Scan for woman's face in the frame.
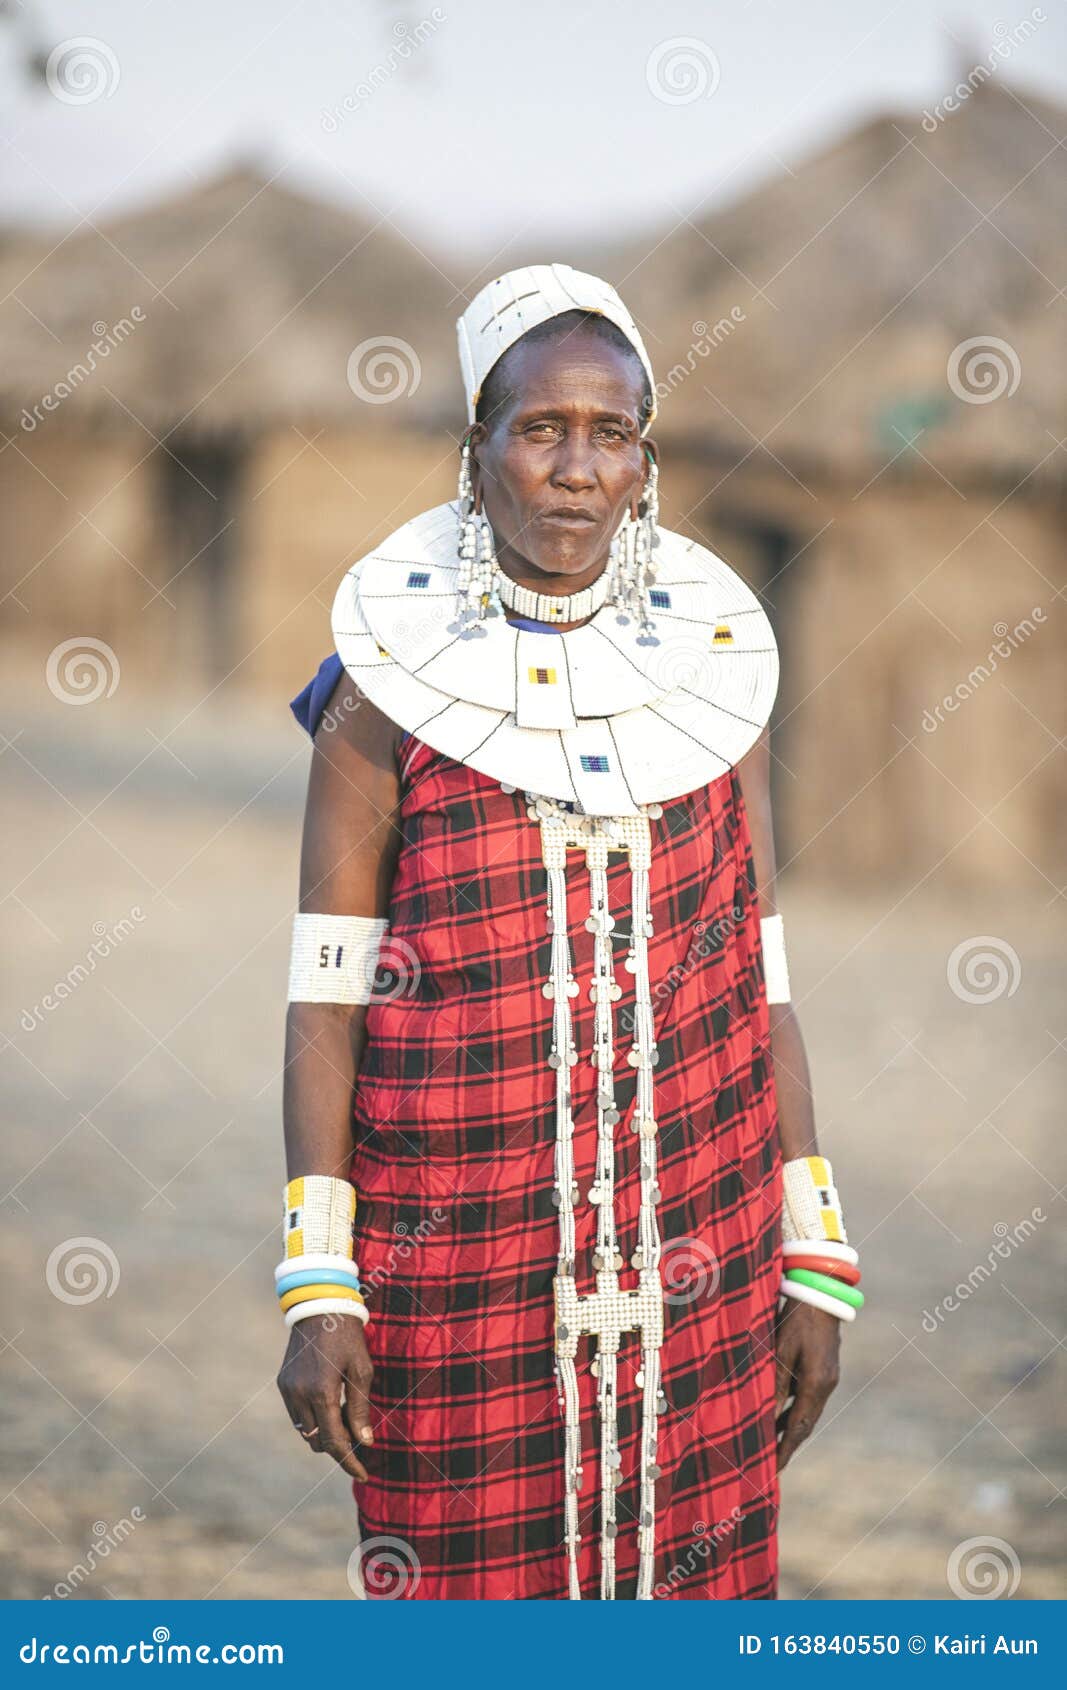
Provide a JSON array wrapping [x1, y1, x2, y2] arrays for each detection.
[[469, 328, 654, 588]]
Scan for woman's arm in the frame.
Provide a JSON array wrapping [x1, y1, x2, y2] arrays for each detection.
[[738, 725, 841, 1470], [277, 670, 403, 1482]]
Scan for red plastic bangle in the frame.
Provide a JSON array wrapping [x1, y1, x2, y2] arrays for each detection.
[[782, 1254, 861, 1287]]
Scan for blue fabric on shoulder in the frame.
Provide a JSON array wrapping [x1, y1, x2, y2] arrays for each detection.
[[289, 652, 345, 738], [291, 616, 560, 740]]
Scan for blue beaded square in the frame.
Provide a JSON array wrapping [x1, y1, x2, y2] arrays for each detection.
[[649, 589, 672, 609], [407, 570, 431, 589], [579, 754, 610, 774]]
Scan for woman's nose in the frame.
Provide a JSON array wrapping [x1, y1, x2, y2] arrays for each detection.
[[551, 437, 597, 489]]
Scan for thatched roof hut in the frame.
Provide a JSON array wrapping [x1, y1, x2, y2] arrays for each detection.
[[0, 165, 461, 440], [602, 78, 1066, 494]]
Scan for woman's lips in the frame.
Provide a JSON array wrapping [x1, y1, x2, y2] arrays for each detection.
[[539, 511, 598, 527]]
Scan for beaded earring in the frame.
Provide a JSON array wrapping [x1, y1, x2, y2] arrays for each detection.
[[607, 450, 661, 640], [456, 436, 500, 633]]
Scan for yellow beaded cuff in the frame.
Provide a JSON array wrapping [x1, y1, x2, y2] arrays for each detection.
[[781, 1155, 847, 1245], [283, 1175, 356, 1261]]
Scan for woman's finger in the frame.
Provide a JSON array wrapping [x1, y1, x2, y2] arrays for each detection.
[[342, 1363, 375, 1458], [315, 1392, 369, 1482]]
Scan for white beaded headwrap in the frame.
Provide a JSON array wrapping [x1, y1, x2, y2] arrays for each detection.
[[453, 264, 662, 637], [456, 263, 658, 434]]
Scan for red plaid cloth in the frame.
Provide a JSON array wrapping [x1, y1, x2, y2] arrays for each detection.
[[350, 734, 781, 1599]]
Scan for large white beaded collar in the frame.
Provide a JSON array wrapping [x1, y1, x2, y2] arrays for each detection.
[[330, 501, 779, 814]]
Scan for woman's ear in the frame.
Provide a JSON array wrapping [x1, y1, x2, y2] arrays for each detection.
[[465, 422, 487, 514], [632, 438, 658, 518]]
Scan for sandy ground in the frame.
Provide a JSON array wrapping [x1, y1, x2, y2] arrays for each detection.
[[1, 677, 1063, 1601]]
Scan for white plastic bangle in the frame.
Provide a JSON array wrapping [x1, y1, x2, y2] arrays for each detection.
[[779, 1278, 857, 1323], [288, 913, 389, 1004], [275, 1252, 359, 1284], [782, 1238, 859, 1268], [760, 913, 791, 1004], [284, 1297, 370, 1328]]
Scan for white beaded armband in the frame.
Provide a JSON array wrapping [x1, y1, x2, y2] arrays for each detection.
[[760, 913, 790, 1004], [287, 912, 388, 1004]]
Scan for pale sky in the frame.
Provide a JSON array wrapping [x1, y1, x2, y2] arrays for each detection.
[[1, 0, 1064, 256]]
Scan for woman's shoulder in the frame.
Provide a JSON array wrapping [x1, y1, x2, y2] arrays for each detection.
[[290, 654, 410, 751], [289, 653, 344, 737]]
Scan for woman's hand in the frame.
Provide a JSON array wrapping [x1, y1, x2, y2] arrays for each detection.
[[277, 1315, 375, 1482], [774, 1299, 841, 1470]]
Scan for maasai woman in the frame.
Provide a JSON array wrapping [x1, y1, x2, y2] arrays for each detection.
[[277, 266, 859, 1601]]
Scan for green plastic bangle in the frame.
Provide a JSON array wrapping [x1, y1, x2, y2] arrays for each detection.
[[785, 1267, 865, 1310]]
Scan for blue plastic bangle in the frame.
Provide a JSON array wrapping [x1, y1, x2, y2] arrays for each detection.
[[276, 1267, 361, 1298]]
